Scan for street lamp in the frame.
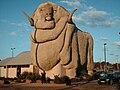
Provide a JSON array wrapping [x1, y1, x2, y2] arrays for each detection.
[[104, 43, 107, 71], [11, 48, 15, 57], [116, 55, 119, 70]]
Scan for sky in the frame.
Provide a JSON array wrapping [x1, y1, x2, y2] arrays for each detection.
[[0, 0, 120, 63]]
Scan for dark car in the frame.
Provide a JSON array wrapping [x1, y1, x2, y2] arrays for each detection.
[[98, 71, 120, 85], [93, 70, 105, 79]]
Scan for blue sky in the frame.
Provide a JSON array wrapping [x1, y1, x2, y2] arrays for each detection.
[[0, 0, 120, 63]]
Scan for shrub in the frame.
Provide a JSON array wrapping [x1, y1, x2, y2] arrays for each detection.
[[46, 77, 51, 83], [61, 76, 71, 85], [27, 73, 41, 83], [19, 71, 41, 83], [82, 74, 93, 81], [60, 76, 69, 83], [54, 75, 71, 85], [54, 75, 61, 84], [0, 77, 5, 80], [71, 77, 82, 82], [19, 71, 29, 80]]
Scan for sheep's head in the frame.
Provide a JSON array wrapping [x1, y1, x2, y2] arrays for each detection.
[[22, 2, 77, 30]]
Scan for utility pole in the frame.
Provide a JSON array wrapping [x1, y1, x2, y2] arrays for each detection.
[[11, 48, 15, 57], [100, 58, 102, 70], [104, 43, 107, 71], [116, 55, 119, 70]]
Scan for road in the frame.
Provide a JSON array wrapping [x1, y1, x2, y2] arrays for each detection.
[[67, 80, 120, 90], [0, 80, 120, 90]]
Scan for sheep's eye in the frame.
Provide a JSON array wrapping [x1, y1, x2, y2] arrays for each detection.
[[54, 10, 57, 12], [40, 8, 44, 12]]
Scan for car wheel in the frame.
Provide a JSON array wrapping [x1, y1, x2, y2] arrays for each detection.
[[98, 81, 101, 85], [119, 79, 120, 83]]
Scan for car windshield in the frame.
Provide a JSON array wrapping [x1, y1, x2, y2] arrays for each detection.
[[113, 72, 120, 77], [107, 74, 114, 78], [99, 71, 114, 78], [100, 73, 107, 78]]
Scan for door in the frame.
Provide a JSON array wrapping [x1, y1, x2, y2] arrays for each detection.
[[17, 66, 21, 77]]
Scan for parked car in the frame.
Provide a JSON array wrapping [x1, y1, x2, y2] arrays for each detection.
[[98, 71, 120, 85], [93, 70, 105, 79]]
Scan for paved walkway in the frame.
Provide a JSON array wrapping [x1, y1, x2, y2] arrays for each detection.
[[0, 80, 119, 90], [0, 81, 71, 90]]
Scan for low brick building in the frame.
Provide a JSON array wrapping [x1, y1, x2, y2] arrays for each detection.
[[0, 51, 33, 78], [0, 51, 65, 79]]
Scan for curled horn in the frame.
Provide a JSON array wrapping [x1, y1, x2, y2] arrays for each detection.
[[68, 9, 77, 23], [21, 9, 34, 26]]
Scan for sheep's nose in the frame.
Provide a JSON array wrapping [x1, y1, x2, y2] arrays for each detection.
[[46, 12, 52, 16]]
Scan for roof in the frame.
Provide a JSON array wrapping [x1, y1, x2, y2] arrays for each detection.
[[0, 51, 32, 66], [0, 57, 13, 66]]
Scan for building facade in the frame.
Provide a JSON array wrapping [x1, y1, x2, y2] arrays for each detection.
[[0, 51, 33, 78], [0, 51, 65, 79]]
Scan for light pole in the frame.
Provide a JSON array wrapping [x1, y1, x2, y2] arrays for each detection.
[[11, 48, 15, 57], [104, 43, 107, 71], [100, 58, 102, 70], [116, 55, 119, 70]]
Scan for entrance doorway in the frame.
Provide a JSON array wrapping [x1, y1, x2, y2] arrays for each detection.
[[17, 66, 21, 77]]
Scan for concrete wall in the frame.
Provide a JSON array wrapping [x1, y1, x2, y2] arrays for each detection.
[[8, 68, 16, 78], [0, 65, 33, 78], [39, 63, 66, 79], [21, 65, 33, 73], [0, 67, 5, 77]]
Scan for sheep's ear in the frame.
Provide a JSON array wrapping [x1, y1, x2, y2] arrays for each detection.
[[22, 9, 34, 26]]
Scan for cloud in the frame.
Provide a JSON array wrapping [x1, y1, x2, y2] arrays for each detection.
[[61, 0, 81, 7], [113, 41, 120, 46], [9, 28, 31, 37], [81, 9, 108, 20], [61, 0, 120, 28], [100, 37, 109, 41], [101, 17, 120, 28], [9, 31, 17, 36], [95, 37, 109, 43], [74, 8, 120, 28], [0, 19, 31, 37], [0, 19, 30, 28], [0, 20, 10, 23], [61, 0, 94, 9]]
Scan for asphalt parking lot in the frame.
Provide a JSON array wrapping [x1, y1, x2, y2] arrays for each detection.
[[69, 80, 120, 90], [0, 80, 120, 90]]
